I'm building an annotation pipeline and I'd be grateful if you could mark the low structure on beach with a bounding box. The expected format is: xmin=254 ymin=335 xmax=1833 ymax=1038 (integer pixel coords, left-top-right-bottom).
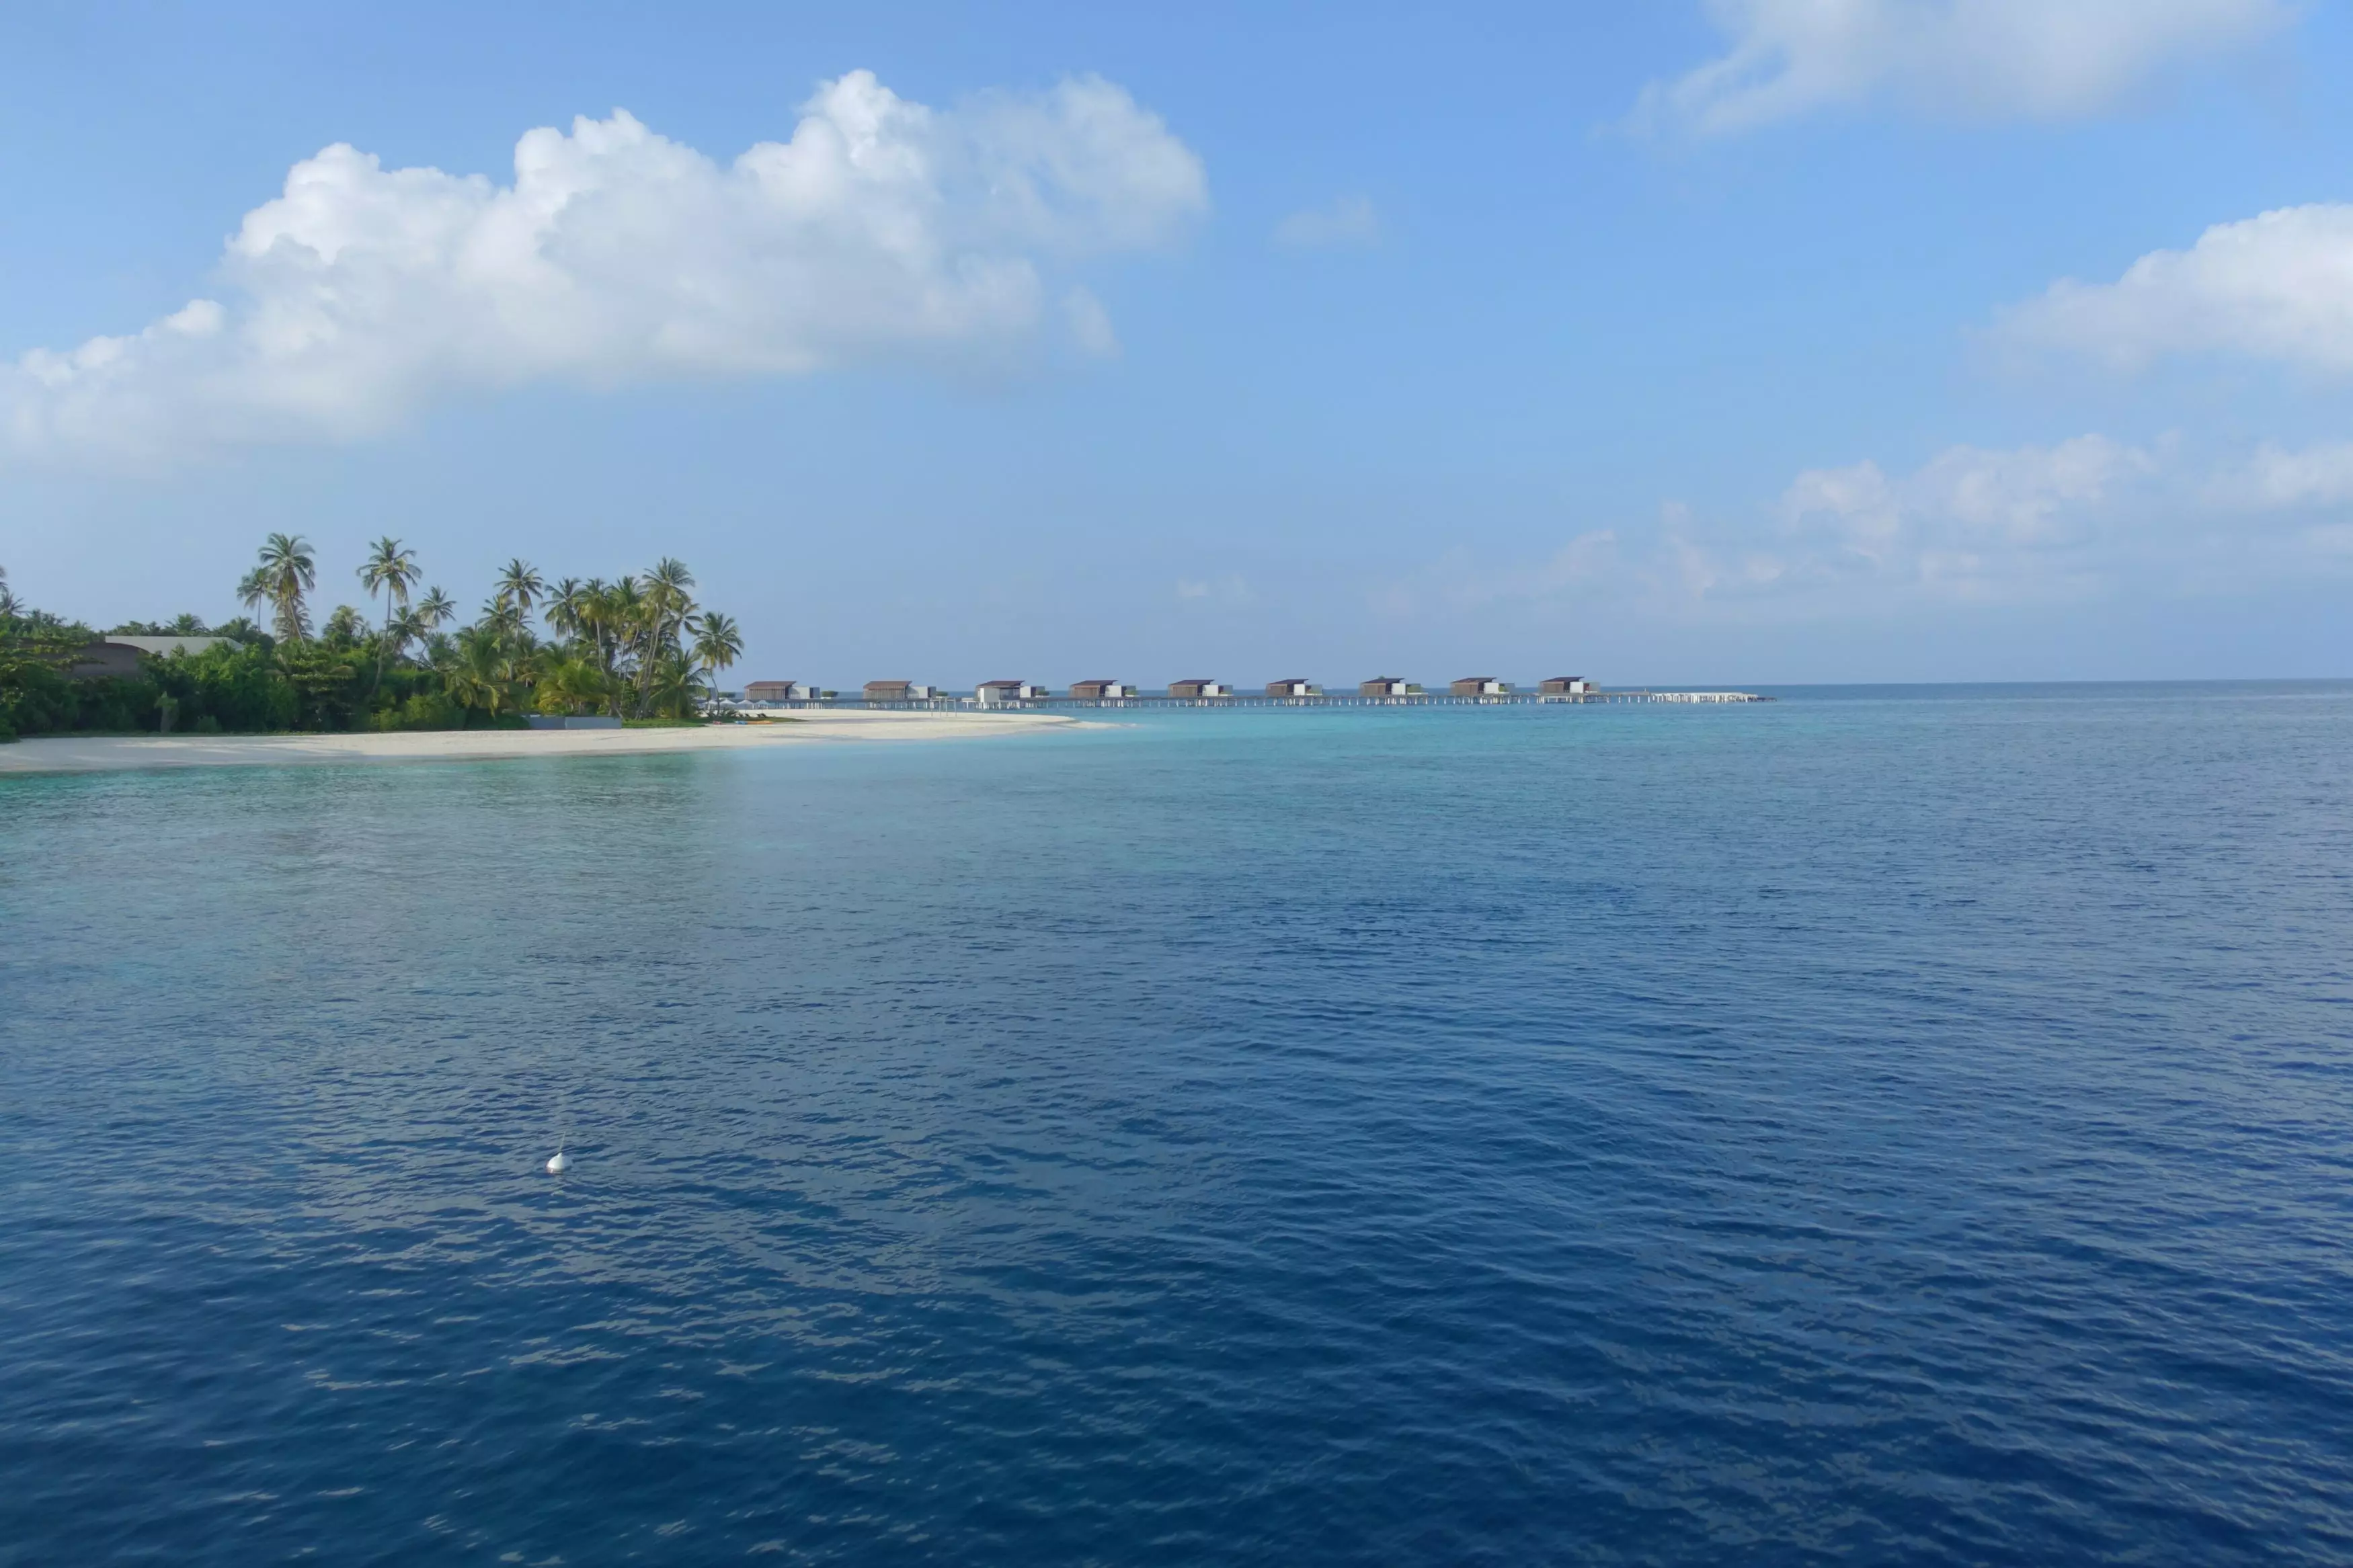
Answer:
xmin=976 ymin=679 xmax=1047 ymax=704
xmin=743 ymin=679 xmax=817 ymax=702
xmin=863 ymin=680 xmax=936 ymax=702
xmin=65 ymin=636 xmax=233 ymax=680
xmin=1538 ymin=676 xmax=1593 ymax=696
xmin=1167 ymin=678 xmax=1230 ymax=699
xmin=1359 ymin=677 xmax=1412 ymax=698
xmin=1451 ymin=677 xmax=1511 ymax=697
xmin=1267 ymin=678 xmax=1321 ymax=698
xmin=1068 ymin=679 xmax=1137 ymax=700
xmin=526 ymin=715 xmax=623 ymax=730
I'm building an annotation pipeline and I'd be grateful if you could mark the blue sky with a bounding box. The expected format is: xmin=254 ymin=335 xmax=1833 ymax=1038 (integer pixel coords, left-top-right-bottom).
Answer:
xmin=5 ymin=0 xmax=2351 ymax=684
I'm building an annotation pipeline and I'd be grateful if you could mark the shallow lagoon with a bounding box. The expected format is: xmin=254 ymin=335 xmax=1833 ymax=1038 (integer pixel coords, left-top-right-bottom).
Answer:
xmin=5 ymin=686 xmax=2351 ymax=1564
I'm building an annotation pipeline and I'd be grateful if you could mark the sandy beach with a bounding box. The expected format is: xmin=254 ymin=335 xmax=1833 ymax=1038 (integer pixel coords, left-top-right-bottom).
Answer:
xmin=0 ymin=710 xmax=1078 ymax=775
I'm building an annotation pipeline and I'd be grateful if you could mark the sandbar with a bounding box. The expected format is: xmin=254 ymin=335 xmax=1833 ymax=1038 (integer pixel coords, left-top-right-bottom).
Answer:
xmin=0 ymin=710 xmax=1077 ymax=775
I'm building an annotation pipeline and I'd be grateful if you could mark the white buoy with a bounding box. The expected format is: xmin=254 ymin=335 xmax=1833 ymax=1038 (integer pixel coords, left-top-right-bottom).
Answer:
xmin=546 ymin=1150 xmax=571 ymax=1175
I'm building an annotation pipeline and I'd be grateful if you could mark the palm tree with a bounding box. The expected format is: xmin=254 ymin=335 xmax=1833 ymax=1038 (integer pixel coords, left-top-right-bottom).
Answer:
xmin=320 ymin=604 xmax=371 ymax=645
xmin=646 ymin=649 xmax=706 ymax=718
xmin=688 ymin=611 xmax=742 ymax=688
xmin=534 ymin=653 xmax=609 ymax=717
xmin=436 ymin=624 xmax=515 ymax=720
xmin=495 ymin=560 xmax=546 ymax=623
xmin=478 ymin=595 xmax=526 ymax=641
xmin=634 ymin=559 xmax=697 ymax=713
xmin=357 ymin=537 xmax=420 ymax=687
xmin=583 ymin=577 xmax=641 ymax=706
xmin=0 ymin=564 xmax=16 ymax=618
xmin=546 ymin=577 xmax=588 ymax=641
xmin=414 ymin=586 xmax=456 ymax=634
xmin=241 ymin=534 xmax=316 ymax=645
xmin=382 ymin=608 xmax=425 ymax=665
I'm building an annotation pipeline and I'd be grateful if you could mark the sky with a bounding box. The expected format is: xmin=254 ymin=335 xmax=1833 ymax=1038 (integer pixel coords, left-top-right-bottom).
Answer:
xmin=3 ymin=0 xmax=2351 ymax=685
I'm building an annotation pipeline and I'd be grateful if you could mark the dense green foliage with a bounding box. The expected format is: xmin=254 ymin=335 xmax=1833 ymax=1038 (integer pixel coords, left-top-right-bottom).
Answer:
xmin=0 ymin=543 xmax=742 ymax=741
xmin=0 ymin=574 xmax=102 ymax=741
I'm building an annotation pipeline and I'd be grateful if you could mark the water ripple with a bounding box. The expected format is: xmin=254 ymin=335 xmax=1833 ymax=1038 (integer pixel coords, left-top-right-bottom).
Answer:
xmin=3 ymin=689 xmax=2352 ymax=1563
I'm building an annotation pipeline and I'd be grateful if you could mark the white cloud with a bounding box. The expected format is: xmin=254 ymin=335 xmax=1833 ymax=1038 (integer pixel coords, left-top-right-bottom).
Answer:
xmin=2002 ymin=204 xmax=2353 ymax=373
xmin=2 ymin=70 xmax=1206 ymax=460
xmin=1174 ymin=574 xmax=1252 ymax=606
xmin=1378 ymin=530 xmax=1620 ymax=617
xmin=1369 ymin=429 xmax=2353 ymax=636
xmin=1635 ymin=0 xmax=2291 ymax=136
xmin=1769 ymin=435 xmax=2155 ymax=593
xmin=1062 ymin=287 xmax=1121 ymax=358
xmin=1378 ymin=437 xmax=2167 ymax=620
xmin=1273 ymin=196 xmax=1380 ymax=251
xmin=2211 ymin=440 xmax=2353 ymax=507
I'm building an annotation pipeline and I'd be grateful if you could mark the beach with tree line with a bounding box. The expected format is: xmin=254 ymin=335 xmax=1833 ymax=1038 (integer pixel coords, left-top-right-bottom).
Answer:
xmin=0 ymin=539 xmax=746 ymax=741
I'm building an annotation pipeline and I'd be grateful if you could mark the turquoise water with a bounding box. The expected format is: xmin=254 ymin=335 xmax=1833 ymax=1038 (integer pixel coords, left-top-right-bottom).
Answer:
xmin=4 ymin=686 xmax=2352 ymax=1564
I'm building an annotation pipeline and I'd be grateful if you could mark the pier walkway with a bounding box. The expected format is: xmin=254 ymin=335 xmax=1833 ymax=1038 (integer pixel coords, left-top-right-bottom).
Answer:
xmin=723 ymin=690 xmax=1769 ymax=713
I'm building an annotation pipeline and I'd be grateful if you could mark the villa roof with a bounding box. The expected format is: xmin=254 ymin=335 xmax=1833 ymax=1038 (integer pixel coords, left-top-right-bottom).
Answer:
xmin=106 ymin=636 xmax=232 ymax=657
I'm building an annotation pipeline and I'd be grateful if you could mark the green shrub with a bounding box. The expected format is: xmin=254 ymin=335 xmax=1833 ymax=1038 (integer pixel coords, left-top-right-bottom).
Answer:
xmin=147 ymin=643 xmax=298 ymax=733
xmin=370 ymin=690 xmax=465 ymax=731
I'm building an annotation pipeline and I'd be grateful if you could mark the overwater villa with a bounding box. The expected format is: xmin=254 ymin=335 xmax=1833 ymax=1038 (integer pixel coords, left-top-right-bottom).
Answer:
xmin=713 ymin=673 xmax=1751 ymax=710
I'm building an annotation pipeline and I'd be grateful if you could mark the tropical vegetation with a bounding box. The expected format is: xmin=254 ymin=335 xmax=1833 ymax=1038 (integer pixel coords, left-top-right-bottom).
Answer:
xmin=0 ymin=543 xmax=743 ymax=741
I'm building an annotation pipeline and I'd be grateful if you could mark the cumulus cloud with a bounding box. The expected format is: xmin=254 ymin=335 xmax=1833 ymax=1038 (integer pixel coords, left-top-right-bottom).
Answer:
xmin=1062 ymin=287 xmax=1121 ymax=358
xmin=2 ymin=71 xmax=1205 ymax=460
xmin=1378 ymin=437 xmax=2171 ymax=620
xmin=2211 ymin=440 xmax=2353 ymax=507
xmin=1373 ymin=427 xmax=2353 ymax=630
xmin=1622 ymin=438 xmax=2159 ymax=606
xmin=1768 ymin=436 xmax=2156 ymax=593
xmin=2002 ymin=204 xmax=2353 ymax=373
xmin=1273 ymin=196 xmax=1381 ymax=251
xmin=1634 ymin=0 xmax=2292 ymax=136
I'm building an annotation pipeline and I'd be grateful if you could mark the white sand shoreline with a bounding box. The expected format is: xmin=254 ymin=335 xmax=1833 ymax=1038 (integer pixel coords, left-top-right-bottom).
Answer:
xmin=0 ymin=711 xmax=1078 ymax=775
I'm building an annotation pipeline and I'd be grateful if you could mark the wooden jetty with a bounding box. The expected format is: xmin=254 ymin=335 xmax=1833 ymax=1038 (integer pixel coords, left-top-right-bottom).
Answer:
xmin=723 ymin=686 xmax=1768 ymax=712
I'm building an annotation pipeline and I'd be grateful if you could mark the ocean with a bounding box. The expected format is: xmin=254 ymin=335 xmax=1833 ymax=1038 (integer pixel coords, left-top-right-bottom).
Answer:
xmin=3 ymin=685 xmax=2350 ymax=1565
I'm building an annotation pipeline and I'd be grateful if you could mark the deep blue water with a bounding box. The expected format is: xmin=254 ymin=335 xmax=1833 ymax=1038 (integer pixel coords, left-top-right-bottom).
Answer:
xmin=4 ymin=685 xmax=2352 ymax=1565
